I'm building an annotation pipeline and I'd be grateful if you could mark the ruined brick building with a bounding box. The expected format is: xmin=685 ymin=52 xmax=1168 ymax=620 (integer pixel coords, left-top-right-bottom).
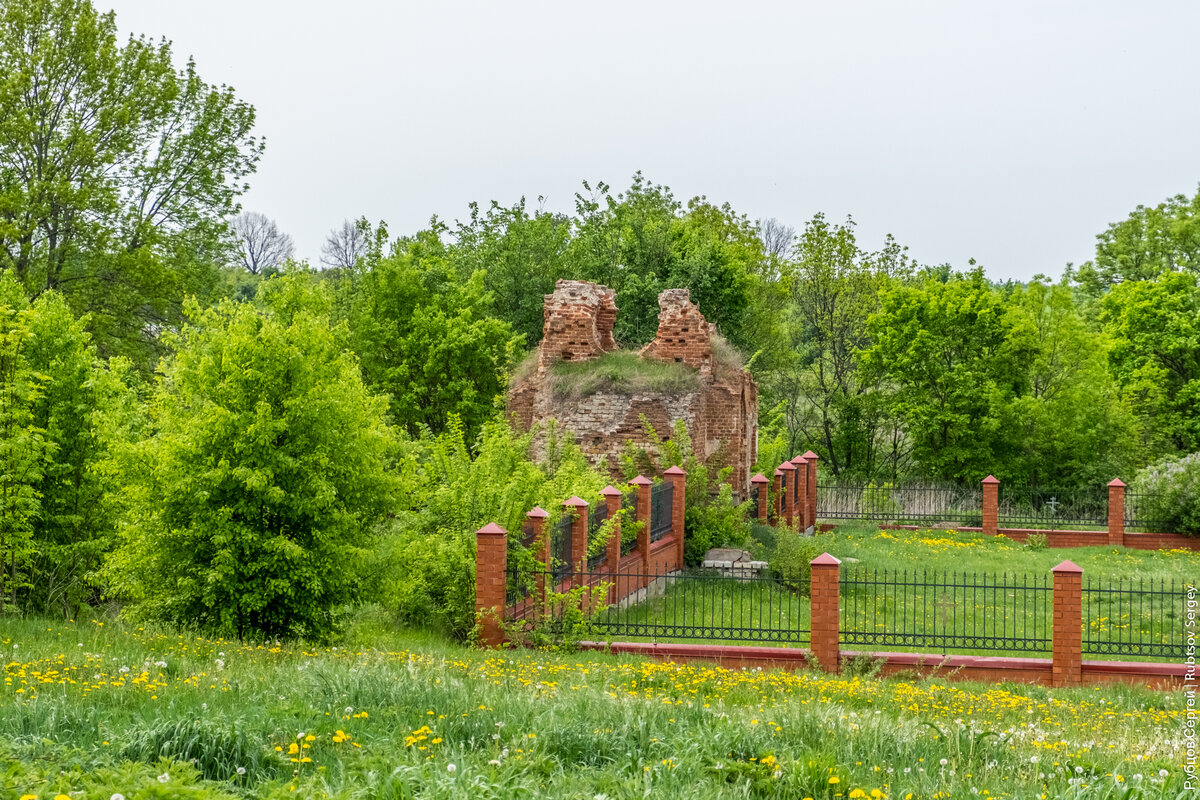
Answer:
xmin=508 ymin=280 xmax=758 ymax=495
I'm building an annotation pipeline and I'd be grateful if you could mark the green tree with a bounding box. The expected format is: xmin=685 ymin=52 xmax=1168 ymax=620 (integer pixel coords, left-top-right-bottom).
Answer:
xmin=568 ymin=174 xmax=764 ymax=350
xmin=0 ymin=0 xmax=261 ymax=365
xmin=1074 ymin=184 xmax=1200 ymax=291
xmin=761 ymin=215 xmax=912 ymax=480
xmin=450 ymin=198 xmax=573 ymax=347
xmin=1100 ymin=271 xmax=1200 ymax=456
xmin=0 ymin=275 xmax=45 ymax=610
xmin=106 ymin=276 xmax=399 ymax=639
xmin=339 ymin=226 xmax=522 ymax=442
xmin=1001 ymin=281 xmax=1137 ymax=485
xmin=863 ymin=270 xmax=1025 ymax=483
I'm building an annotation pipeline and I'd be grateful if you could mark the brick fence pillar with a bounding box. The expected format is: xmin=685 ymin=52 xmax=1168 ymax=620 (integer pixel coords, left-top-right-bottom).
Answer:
xmin=982 ymin=475 xmax=999 ymax=536
xmin=772 ymin=469 xmax=783 ymax=523
xmin=1107 ymin=479 xmax=1126 ymax=546
xmin=475 ymin=522 xmax=508 ymax=647
xmin=564 ymin=496 xmax=589 ymax=587
xmin=751 ymin=473 xmax=769 ymax=521
xmin=803 ymin=451 xmax=819 ymax=531
xmin=526 ymin=507 xmax=549 ymax=616
xmin=601 ymin=486 xmax=623 ymax=602
xmin=793 ymin=456 xmax=808 ymax=531
xmin=780 ymin=461 xmax=796 ymax=529
xmin=630 ymin=475 xmax=652 ymax=584
xmin=1051 ymin=560 xmax=1084 ymax=688
xmin=666 ymin=465 xmax=687 ymax=570
xmin=809 ymin=553 xmax=842 ymax=673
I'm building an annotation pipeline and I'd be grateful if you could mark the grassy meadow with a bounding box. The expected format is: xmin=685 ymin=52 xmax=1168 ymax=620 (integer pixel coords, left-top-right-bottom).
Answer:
xmin=1 ymin=611 xmax=1195 ymax=800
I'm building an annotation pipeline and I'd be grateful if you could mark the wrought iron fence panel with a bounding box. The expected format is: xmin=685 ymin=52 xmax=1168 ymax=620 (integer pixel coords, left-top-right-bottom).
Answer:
xmin=1082 ymin=577 xmax=1186 ymax=659
xmin=506 ymin=566 xmax=811 ymax=644
xmin=1123 ymin=492 xmax=1168 ymax=533
xmin=817 ymin=484 xmax=983 ymax=525
xmin=997 ymin=486 xmax=1106 ymax=528
xmin=650 ymin=481 xmax=674 ymax=542
xmin=549 ymin=515 xmax=574 ymax=582
xmin=839 ymin=569 xmax=1053 ymax=653
xmin=587 ymin=504 xmax=609 ymax=569
xmin=621 ymin=492 xmax=638 ymax=555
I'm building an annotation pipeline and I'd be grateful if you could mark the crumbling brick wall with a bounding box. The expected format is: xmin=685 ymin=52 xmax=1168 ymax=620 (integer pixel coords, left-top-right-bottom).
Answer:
xmin=639 ymin=288 xmax=714 ymax=378
xmin=537 ymin=280 xmax=618 ymax=375
xmin=510 ymin=282 xmax=757 ymax=495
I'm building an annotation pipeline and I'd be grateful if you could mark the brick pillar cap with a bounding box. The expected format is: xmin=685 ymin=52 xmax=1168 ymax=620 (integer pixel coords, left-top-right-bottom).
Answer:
xmin=750 ymin=473 xmax=768 ymax=484
xmin=629 ymin=475 xmax=652 ymax=486
xmin=563 ymin=496 xmax=589 ymax=507
xmin=599 ymin=486 xmax=623 ymax=497
xmin=477 ymin=522 xmax=508 ymax=536
xmin=664 ymin=465 xmax=686 ymax=477
xmin=810 ymin=552 xmax=841 ymax=566
xmin=526 ymin=507 xmax=549 ymax=519
xmin=790 ymin=455 xmax=806 ymax=465
xmin=779 ymin=461 xmax=796 ymax=471
xmin=802 ymin=450 xmax=819 ymax=460
xmin=1107 ymin=478 xmax=1126 ymax=487
xmin=1051 ymin=560 xmax=1084 ymax=574
xmin=773 ymin=468 xmax=783 ymax=476
xmin=982 ymin=475 xmax=999 ymax=484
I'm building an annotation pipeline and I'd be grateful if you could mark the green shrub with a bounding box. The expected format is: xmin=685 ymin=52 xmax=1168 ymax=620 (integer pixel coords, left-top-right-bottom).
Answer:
xmin=684 ymin=484 xmax=752 ymax=565
xmin=1024 ymin=533 xmax=1049 ymax=551
xmin=769 ymin=532 xmax=819 ymax=593
xmin=376 ymin=418 xmax=609 ymax=640
xmin=1132 ymin=452 xmax=1200 ymax=536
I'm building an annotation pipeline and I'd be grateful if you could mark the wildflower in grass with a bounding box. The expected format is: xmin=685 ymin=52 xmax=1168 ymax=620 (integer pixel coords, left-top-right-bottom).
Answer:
xmin=447 ymin=763 xmax=457 ymax=773
xmin=1159 ymin=769 xmax=1169 ymax=777
xmin=829 ymin=776 xmax=840 ymax=784
xmin=20 ymin=795 xmax=36 ymax=800
xmin=237 ymin=766 xmax=246 ymax=775
xmin=157 ymin=772 xmax=170 ymax=783
xmin=111 ymin=794 xmax=126 ymax=800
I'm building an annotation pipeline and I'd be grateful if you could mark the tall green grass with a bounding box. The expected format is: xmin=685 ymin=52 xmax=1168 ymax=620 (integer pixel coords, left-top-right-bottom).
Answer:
xmin=0 ymin=614 xmax=1192 ymax=799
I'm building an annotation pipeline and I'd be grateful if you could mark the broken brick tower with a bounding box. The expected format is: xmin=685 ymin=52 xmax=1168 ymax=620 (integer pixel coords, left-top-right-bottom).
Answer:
xmin=508 ymin=280 xmax=758 ymax=496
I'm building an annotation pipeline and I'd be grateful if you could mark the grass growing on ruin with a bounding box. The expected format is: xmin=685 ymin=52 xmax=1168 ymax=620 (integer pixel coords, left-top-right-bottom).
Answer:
xmin=1 ymin=614 xmax=1192 ymax=799
xmin=549 ymin=349 xmax=701 ymax=400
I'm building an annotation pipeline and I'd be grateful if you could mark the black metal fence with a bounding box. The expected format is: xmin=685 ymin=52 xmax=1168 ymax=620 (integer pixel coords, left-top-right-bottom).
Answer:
xmin=506 ymin=563 xmax=1191 ymax=661
xmin=507 ymin=565 xmax=811 ymax=645
xmin=650 ymin=481 xmax=673 ymax=541
xmin=817 ymin=483 xmax=983 ymax=526
xmin=1082 ymin=577 xmax=1187 ymax=659
xmin=840 ymin=569 xmax=1052 ymax=653
xmin=587 ymin=504 xmax=608 ymax=569
xmin=620 ymin=492 xmax=638 ymax=555
xmin=1123 ymin=492 xmax=1171 ymax=533
xmin=997 ymin=486 xmax=1106 ymax=529
xmin=549 ymin=515 xmax=573 ymax=582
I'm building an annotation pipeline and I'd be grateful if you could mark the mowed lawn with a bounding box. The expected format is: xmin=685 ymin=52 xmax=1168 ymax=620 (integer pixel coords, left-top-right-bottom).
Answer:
xmin=598 ymin=526 xmax=1198 ymax=658
xmin=1 ymin=613 xmax=1194 ymax=799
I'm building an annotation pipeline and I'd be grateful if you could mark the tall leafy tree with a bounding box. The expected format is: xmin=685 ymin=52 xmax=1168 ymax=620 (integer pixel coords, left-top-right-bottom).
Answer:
xmin=0 ymin=276 xmax=44 ymax=610
xmin=762 ymin=215 xmax=912 ymax=479
xmin=863 ymin=270 xmax=1025 ymax=483
xmin=339 ymin=226 xmax=522 ymax=442
xmin=1100 ymin=271 xmax=1200 ymax=456
xmin=0 ymin=0 xmax=261 ymax=364
xmin=1073 ymin=184 xmax=1200 ymax=291
xmin=450 ymin=198 xmax=572 ymax=347
xmin=107 ymin=276 xmax=399 ymax=639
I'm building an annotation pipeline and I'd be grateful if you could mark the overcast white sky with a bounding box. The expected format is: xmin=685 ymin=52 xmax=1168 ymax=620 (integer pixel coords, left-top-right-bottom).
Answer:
xmin=105 ymin=0 xmax=1199 ymax=281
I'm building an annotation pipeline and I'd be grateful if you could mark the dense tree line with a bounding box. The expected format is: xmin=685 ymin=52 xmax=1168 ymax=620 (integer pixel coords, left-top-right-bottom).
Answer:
xmin=1 ymin=0 xmax=1197 ymax=636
